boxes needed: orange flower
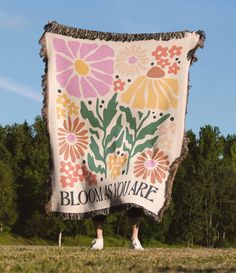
[107,154,128,179]
[56,106,66,119]
[56,93,71,107]
[113,79,125,91]
[58,117,88,162]
[168,45,183,58]
[152,46,168,60]
[68,102,79,116]
[134,149,170,184]
[157,58,170,69]
[168,63,180,75]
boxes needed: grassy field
[0,246,236,273]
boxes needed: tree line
[0,116,236,247]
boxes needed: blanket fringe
[39,21,205,222]
[40,21,204,42]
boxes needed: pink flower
[53,38,115,98]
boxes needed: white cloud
[0,11,30,29]
[0,75,41,102]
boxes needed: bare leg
[129,216,141,240]
[94,220,104,239]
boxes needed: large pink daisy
[53,38,115,98]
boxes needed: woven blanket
[40,21,205,221]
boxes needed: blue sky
[0,0,235,136]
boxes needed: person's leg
[91,215,106,250]
[127,208,142,239]
[127,208,144,250]
[93,215,105,239]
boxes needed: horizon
[0,0,235,136]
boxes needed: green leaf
[89,136,103,161]
[120,106,136,131]
[136,114,170,141]
[89,128,99,139]
[103,93,118,128]
[87,153,105,174]
[138,111,144,120]
[105,130,125,156]
[105,115,122,147]
[125,127,134,145]
[132,136,159,157]
[80,101,102,129]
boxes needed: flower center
[146,66,165,78]
[128,56,137,64]
[67,133,76,143]
[74,59,89,75]
[146,159,156,168]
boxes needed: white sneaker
[91,238,104,250]
[130,238,144,250]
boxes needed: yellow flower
[121,66,179,110]
[56,93,71,107]
[56,106,66,119]
[115,44,149,76]
[107,154,128,180]
[68,102,79,116]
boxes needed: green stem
[102,128,107,178]
[96,99,103,125]
[96,98,108,177]
[125,111,150,174]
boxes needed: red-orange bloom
[60,161,75,174]
[134,149,170,184]
[58,117,88,162]
[113,79,125,91]
[82,165,97,186]
[168,63,180,75]
[73,164,85,182]
[157,58,170,69]
[168,45,183,58]
[152,46,168,60]
[60,174,77,188]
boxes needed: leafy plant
[80,93,124,178]
[120,106,170,174]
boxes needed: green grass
[0,246,236,273]
[0,232,53,246]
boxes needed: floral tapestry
[40,21,205,221]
